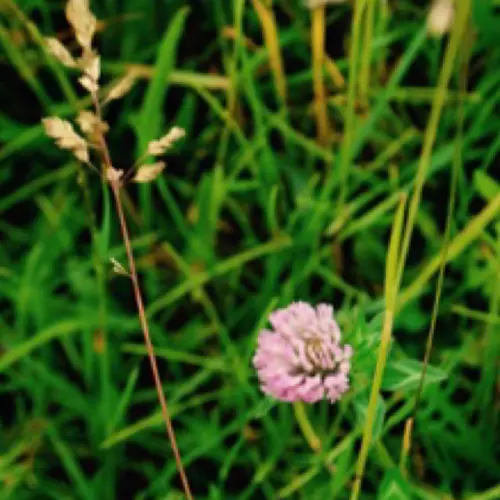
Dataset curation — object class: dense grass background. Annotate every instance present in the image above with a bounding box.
[1,0,500,498]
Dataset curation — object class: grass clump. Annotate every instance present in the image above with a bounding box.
[0,0,499,499]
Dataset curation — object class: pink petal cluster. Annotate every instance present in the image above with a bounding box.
[253,302,352,403]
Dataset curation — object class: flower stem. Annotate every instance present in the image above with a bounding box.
[394,0,472,292]
[293,401,321,452]
[110,181,193,499]
[350,194,407,500]
[91,93,194,499]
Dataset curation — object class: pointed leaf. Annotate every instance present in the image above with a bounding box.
[382,359,447,392]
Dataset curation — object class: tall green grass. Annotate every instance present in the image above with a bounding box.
[1,0,499,499]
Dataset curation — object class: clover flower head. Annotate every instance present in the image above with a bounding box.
[253,302,352,403]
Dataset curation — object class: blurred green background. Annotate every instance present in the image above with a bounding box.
[1,0,499,499]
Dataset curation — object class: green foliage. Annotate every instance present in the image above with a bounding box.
[377,469,412,500]
[0,0,499,499]
[381,359,447,393]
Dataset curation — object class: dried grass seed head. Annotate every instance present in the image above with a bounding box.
[147,127,186,156]
[105,167,124,183]
[133,162,166,183]
[45,37,77,68]
[110,257,128,276]
[42,117,89,163]
[78,50,100,92]
[104,73,137,104]
[427,0,454,37]
[77,110,109,137]
[78,75,98,93]
[65,0,97,51]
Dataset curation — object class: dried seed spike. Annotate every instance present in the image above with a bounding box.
[105,167,124,183]
[110,257,129,276]
[84,52,100,81]
[81,76,97,93]
[76,110,109,136]
[147,140,164,156]
[76,111,94,134]
[65,0,97,51]
[103,73,137,104]
[77,50,100,92]
[147,126,186,156]
[45,37,77,68]
[133,162,166,183]
[42,116,89,163]
[427,0,454,37]
[164,126,186,143]
[78,75,98,93]
[72,146,90,163]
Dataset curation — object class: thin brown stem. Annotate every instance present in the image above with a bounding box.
[90,92,194,499]
[110,181,193,500]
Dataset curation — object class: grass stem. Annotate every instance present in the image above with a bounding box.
[252,0,287,108]
[311,5,330,145]
[359,0,375,106]
[91,93,194,500]
[350,193,407,500]
[395,0,472,292]
[338,0,365,211]
[293,401,321,452]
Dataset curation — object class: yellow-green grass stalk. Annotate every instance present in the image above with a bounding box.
[329,87,480,107]
[358,0,376,106]
[467,484,500,500]
[252,0,287,107]
[407,22,471,463]
[217,0,245,168]
[398,193,500,309]
[311,4,330,145]
[376,0,390,83]
[325,55,346,90]
[479,224,500,408]
[350,193,407,500]
[452,304,500,326]
[338,0,366,210]
[400,417,413,476]
[293,401,321,452]
[228,1,244,115]
[395,0,472,292]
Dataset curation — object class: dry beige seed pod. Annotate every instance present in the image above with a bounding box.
[65,0,97,51]
[104,73,137,104]
[76,110,109,136]
[105,167,124,183]
[110,257,129,276]
[147,127,186,156]
[133,162,166,183]
[78,75,98,93]
[427,0,454,37]
[42,117,89,163]
[45,37,77,68]
[78,51,100,92]
[81,51,100,81]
